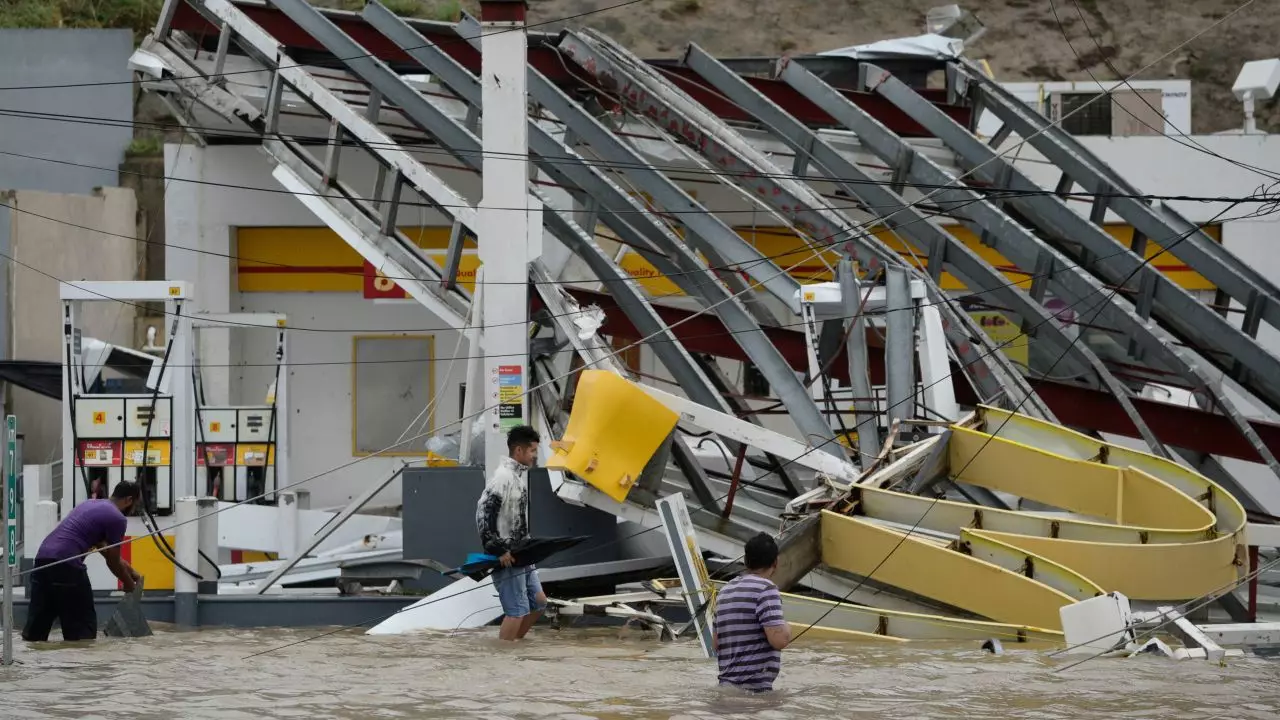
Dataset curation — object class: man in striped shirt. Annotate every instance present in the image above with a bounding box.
[711,532,792,692]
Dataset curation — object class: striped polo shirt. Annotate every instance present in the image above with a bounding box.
[712,573,786,691]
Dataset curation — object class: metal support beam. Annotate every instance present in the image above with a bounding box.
[561,34,901,282]
[784,60,1210,458]
[680,46,1076,417]
[873,62,1280,417]
[839,259,883,465]
[369,10,842,461]
[957,60,1280,347]
[884,265,915,434]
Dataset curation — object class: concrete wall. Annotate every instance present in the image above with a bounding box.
[0,29,135,365]
[6,188,139,463]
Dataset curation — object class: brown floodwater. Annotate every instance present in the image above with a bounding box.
[2,625,1278,719]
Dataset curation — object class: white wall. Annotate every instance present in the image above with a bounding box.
[7,187,138,463]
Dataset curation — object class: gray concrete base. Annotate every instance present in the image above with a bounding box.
[9,593,420,630]
[174,592,197,628]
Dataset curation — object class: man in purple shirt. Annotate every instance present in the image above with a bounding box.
[711,532,792,692]
[22,481,142,642]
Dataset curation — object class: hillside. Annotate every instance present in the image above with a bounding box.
[3,0,1276,134]
[528,0,1280,135]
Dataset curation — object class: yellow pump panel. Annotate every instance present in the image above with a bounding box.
[546,370,680,502]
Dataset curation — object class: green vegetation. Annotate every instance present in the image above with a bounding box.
[0,0,165,42]
[126,136,164,157]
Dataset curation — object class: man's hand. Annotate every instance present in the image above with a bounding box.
[499,551,515,568]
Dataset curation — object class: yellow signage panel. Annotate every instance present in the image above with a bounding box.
[969,310,1029,368]
[236,221,1220,297]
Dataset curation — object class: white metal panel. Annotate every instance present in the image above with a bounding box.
[125,397,172,438]
[75,398,125,439]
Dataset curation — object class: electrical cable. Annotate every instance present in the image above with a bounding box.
[4,112,1279,216]
[16,3,1276,639]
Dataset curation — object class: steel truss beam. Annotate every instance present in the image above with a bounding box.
[778,60,1280,477]
[263,0,738,505]
[678,45,1089,427]
[882,63,1280,418]
[388,14,844,464]
[559,30,903,283]
[956,59,1280,336]
[190,0,471,322]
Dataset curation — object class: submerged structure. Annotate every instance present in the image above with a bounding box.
[7,0,1280,659]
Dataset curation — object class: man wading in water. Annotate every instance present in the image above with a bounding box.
[23,481,143,642]
[711,532,792,692]
[475,425,547,641]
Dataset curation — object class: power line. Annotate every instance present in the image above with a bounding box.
[4,107,1278,208]
[12,2,1270,658]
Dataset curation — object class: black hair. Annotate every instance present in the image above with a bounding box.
[111,480,141,501]
[506,425,541,452]
[743,532,779,571]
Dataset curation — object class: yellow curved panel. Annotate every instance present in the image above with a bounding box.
[705,579,1062,643]
[948,427,1126,522]
[970,528,1239,601]
[820,511,1075,630]
[545,370,679,502]
[1118,468,1217,532]
[948,427,1215,532]
[977,405,1245,537]
[959,530,1104,601]
[788,624,908,644]
[854,483,1198,545]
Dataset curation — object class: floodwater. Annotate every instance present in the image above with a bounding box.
[2,626,1278,719]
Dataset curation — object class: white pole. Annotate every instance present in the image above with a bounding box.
[196,496,219,594]
[478,0,540,473]
[276,491,299,560]
[174,496,199,628]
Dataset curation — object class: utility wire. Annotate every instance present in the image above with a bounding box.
[4,113,1279,207]
[1051,0,1280,184]
[14,1,1271,655]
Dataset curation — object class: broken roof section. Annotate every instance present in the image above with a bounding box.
[135,0,1280,517]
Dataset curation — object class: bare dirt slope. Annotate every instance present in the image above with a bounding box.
[527,0,1280,134]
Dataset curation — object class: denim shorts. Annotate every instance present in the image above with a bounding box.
[491,564,546,618]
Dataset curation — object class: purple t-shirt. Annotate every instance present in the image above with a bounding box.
[713,573,787,692]
[36,499,127,568]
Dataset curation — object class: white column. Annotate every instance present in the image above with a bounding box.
[276,491,299,560]
[174,496,200,628]
[478,1,540,473]
[196,496,219,594]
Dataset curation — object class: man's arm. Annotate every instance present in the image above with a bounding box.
[758,586,791,651]
[477,488,514,565]
[100,545,140,592]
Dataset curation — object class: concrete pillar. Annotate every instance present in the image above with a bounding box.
[174,497,199,629]
[277,491,299,561]
[196,497,219,594]
[478,0,539,473]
